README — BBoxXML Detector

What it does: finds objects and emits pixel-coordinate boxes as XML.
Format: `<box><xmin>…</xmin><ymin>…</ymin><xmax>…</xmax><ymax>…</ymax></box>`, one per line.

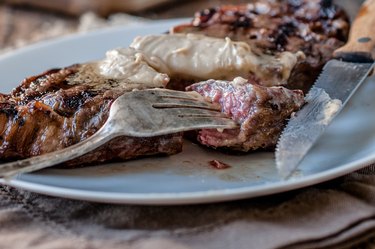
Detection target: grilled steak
<box><xmin>0</xmin><ymin>54</ymin><xmax>183</xmax><ymax>166</ymax></box>
<box><xmin>172</xmin><ymin>0</ymin><xmax>350</xmax><ymax>92</ymax></box>
<box><xmin>0</xmin><ymin>65</ymin><xmax>305</xmax><ymax>165</ymax></box>
<box><xmin>188</xmin><ymin>77</ymin><xmax>304</xmax><ymax>151</ymax></box>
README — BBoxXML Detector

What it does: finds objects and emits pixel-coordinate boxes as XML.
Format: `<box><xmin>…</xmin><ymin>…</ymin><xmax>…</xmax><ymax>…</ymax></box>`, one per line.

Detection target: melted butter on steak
<box><xmin>130</xmin><ymin>33</ymin><xmax>305</xmax><ymax>86</ymax></box>
<box><xmin>69</xmin><ymin>48</ymin><xmax>170</xmax><ymax>92</ymax></box>
<box><xmin>99</xmin><ymin>48</ymin><xmax>169</xmax><ymax>86</ymax></box>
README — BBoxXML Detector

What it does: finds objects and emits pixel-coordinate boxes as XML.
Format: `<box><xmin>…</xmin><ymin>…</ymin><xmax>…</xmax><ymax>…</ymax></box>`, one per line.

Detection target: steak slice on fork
<box><xmin>188</xmin><ymin>78</ymin><xmax>305</xmax><ymax>151</ymax></box>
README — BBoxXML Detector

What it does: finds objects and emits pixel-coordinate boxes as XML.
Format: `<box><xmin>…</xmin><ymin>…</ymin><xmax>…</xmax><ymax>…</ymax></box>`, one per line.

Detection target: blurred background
<box><xmin>0</xmin><ymin>0</ymin><xmax>364</xmax><ymax>52</ymax></box>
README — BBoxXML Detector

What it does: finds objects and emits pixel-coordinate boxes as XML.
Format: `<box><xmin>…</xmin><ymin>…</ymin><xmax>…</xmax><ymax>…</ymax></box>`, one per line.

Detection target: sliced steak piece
<box><xmin>187</xmin><ymin>77</ymin><xmax>304</xmax><ymax>151</ymax></box>
<box><xmin>0</xmin><ymin>50</ymin><xmax>182</xmax><ymax>166</ymax></box>
<box><xmin>172</xmin><ymin>0</ymin><xmax>350</xmax><ymax>92</ymax></box>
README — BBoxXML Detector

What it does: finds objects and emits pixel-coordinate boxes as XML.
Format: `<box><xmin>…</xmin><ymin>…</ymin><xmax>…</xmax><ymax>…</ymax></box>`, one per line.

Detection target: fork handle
<box><xmin>0</xmin><ymin>126</ymin><xmax>117</xmax><ymax>178</ymax></box>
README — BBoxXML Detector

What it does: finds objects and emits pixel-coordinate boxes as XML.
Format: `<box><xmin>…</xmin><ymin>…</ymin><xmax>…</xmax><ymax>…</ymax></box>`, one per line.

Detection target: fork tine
<box><xmin>165</xmin><ymin>107</ymin><xmax>238</xmax><ymax>129</ymax></box>
<box><xmin>147</xmin><ymin>89</ymin><xmax>219</xmax><ymax>109</ymax></box>
<box><xmin>153</xmin><ymin>89</ymin><xmax>204</xmax><ymax>100</ymax></box>
<box><xmin>181</xmin><ymin>116</ymin><xmax>238</xmax><ymax>129</ymax></box>
<box><xmin>152</xmin><ymin>100</ymin><xmax>219</xmax><ymax>110</ymax></box>
<box><xmin>152</xmin><ymin>93</ymin><xmax>220</xmax><ymax>110</ymax></box>
<box><xmin>161</xmin><ymin>107</ymin><xmax>226</xmax><ymax>117</ymax></box>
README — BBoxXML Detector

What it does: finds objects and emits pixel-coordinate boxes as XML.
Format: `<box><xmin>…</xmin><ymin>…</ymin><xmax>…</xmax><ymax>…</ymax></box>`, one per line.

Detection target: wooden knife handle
<box><xmin>334</xmin><ymin>0</ymin><xmax>375</xmax><ymax>63</ymax></box>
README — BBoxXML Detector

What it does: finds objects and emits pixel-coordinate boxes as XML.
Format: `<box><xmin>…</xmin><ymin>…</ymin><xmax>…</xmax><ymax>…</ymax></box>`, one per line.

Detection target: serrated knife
<box><xmin>276</xmin><ymin>0</ymin><xmax>375</xmax><ymax>179</ymax></box>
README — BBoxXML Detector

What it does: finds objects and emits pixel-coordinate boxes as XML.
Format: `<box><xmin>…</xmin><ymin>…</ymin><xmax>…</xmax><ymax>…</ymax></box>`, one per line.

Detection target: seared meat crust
<box><xmin>0</xmin><ymin>65</ymin><xmax>182</xmax><ymax>166</ymax></box>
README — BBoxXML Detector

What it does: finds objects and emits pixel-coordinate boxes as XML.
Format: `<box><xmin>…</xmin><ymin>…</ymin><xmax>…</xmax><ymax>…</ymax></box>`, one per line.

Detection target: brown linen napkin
<box><xmin>0</xmin><ymin>167</ymin><xmax>375</xmax><ymax>249</ymax></box>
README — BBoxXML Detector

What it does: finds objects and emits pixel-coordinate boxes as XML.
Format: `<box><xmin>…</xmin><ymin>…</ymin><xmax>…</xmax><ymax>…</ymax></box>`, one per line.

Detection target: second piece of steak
<box><xmin>188</xmin><ymin>77</ymin><xmax>304</xmax><ymax>151</ymax></box>
<box><xmin>172</xmin><ymin>0</ymin><xmax>350</xmax><ymax>92</ymax></box>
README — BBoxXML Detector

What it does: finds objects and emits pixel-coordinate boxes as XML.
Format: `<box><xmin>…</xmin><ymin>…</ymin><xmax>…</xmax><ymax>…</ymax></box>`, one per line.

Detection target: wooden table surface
<box><xmin>0</xmin><ymin>0</ymin><xmax>372</xmax><ymax>248</ymax></box>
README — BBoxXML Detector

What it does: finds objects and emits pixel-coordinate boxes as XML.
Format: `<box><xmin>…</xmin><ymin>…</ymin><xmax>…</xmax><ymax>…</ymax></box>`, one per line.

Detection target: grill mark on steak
<box><xmin>0</xmin><ymin>64</ymin><xmax>183</xmax><ymax>166</ymax></box>
<box><xmin>171</xmin><ymin>0</ymin><xmax>350</xmax><ymax>92</ymax></box>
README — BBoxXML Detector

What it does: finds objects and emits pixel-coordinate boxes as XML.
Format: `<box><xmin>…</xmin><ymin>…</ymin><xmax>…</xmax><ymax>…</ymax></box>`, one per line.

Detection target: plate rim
<box><xmin>1</xmin><ymin>152</ymin><xmax>373</xmax><ymax>205</ymax></box>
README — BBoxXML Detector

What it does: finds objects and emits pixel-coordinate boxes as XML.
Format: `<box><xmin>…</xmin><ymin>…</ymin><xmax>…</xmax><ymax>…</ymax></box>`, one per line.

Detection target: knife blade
<box><xmin>276</xmin><ymin>0</ymin><xmax>375</xmax><ymax>179</ymax></box>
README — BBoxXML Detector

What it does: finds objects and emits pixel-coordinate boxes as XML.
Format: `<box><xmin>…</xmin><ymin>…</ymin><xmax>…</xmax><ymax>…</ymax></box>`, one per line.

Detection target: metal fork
<box><xmin>0</xmin><ymin>89</ymin><xmax>237</xmax><ymax>178</ymax></box>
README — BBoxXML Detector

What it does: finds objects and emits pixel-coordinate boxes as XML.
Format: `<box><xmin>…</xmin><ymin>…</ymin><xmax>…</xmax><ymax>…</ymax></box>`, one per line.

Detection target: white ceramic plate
<box><xmin>0</xmin><ymin>19</ymin><xmax>374</xmax><ymax>205</ymax></box>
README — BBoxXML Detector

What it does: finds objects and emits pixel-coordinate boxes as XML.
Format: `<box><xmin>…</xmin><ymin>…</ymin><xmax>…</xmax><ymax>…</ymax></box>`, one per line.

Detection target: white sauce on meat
<box><xmin>99</xmin><ymin>48</ymin><xmax>169</xmax><ymax>87</ymax></box>
<box><xmin>130</xmin><ymin>33</ymin><xmax>305</xmax><ymax>86</ymax></box>
<box><xmin>69</xmin><ymin>48</ymin><xmax>170</xmax><ymax>91</ymax></box>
